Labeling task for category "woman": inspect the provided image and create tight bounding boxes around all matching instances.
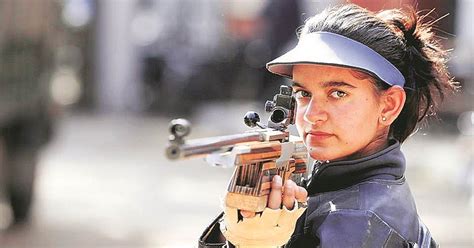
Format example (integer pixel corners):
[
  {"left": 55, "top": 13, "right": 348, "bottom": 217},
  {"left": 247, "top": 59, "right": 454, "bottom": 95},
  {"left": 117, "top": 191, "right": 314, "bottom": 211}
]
[{"left": 199, "top": 4, "right": 456, "bottom": 248}]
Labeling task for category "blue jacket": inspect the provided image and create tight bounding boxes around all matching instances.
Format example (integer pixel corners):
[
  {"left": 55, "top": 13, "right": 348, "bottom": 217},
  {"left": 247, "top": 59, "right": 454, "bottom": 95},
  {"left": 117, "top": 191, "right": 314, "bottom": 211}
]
[
  {"left": 199, "top": 140, "right": 437, "bottom": 248},
  {"left": 285, "top": 140, "right": 437, "bottom": 247}
]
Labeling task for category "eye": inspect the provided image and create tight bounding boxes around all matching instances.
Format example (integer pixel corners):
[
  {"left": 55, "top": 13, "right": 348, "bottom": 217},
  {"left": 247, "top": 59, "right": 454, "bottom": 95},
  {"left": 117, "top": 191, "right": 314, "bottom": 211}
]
[
  {"left": 330, "top": 90, "right": 347, "bottom": 99},
  {"left": 294, "top": 90, "right": 311, "bottom": 98}
]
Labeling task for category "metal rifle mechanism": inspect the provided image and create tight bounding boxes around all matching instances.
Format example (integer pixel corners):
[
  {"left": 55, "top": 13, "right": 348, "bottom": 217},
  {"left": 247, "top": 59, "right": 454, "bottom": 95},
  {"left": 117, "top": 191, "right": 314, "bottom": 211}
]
[{"left": 166, "top": 85, "right": 308, "bottom": 212}]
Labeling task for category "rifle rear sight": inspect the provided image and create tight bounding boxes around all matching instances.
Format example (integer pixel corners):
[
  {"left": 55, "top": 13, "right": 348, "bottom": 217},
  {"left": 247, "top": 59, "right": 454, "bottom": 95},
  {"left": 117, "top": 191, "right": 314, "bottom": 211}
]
[
  {"left": 265, "top": 85, "right": 296, "bottom": 130},
  {"left": 243, "top": 84, "right": 297, "bottom": 130}
]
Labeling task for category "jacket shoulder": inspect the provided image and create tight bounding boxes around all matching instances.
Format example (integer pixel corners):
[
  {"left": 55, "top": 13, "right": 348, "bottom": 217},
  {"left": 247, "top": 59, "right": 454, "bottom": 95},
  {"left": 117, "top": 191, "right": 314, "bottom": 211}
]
[
  {"left": 357, "top": 178, "right": 420, "bottom": 241},
  {"left": 292, "top": 179, "right": 437, "bottom": 247},
  {"left": 312, "top": 209, "right": 410, "bottom": 248}
]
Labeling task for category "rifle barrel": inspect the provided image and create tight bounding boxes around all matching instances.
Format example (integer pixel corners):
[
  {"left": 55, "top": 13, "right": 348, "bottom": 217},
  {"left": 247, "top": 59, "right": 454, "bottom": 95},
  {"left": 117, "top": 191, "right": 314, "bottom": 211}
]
[{"left": 166, "top": 132, "right": 264, "bottom": 160}]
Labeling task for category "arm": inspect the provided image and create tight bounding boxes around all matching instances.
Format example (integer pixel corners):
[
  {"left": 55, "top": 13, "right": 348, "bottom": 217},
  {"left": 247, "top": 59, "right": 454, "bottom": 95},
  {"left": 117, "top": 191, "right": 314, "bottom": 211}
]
[{"left": 199, "top": 212, "right": 227, "bottom": 248}]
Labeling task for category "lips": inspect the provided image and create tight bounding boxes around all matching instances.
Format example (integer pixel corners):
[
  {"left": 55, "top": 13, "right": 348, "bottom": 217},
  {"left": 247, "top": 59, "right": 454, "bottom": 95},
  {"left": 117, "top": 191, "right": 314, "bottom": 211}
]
[{"left": 305, "top": 131, "right": 334, "bottom": 144}]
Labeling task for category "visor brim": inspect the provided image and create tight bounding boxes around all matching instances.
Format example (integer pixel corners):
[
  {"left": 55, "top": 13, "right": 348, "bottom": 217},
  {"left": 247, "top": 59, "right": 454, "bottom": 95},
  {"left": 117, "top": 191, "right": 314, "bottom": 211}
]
[{"left": 266, "top": 32, "right": 405, "bottom": 87}]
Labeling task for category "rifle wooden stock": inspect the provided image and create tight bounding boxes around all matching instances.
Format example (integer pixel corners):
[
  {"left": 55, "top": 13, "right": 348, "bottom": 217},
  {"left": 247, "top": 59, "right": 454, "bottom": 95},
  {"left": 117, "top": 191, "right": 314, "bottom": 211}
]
[
  {"left": 166, "top": 128, "right": 308, "bottom": 212},
  {"left": 225, "top": 139, "right": 307, "bottom": 212}
]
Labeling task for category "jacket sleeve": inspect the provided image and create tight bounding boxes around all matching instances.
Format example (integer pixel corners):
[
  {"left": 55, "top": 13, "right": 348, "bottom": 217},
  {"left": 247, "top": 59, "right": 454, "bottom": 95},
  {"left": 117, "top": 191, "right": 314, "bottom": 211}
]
[
  {"left": 198, "top": 211, "right": 289, "bottom": 248},
  {"left": 313, "top": 209, "right": 410, "bottom": 248},
  {"left": 199, "top": 212, "right": 230, "bottom": 248}
]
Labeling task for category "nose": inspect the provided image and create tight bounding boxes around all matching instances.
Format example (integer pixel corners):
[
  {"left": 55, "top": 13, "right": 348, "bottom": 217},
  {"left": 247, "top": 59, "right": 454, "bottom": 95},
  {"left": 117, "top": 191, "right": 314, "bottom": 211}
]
[{"left": 303, "top": 97, "right": 328, "bottom": 124}]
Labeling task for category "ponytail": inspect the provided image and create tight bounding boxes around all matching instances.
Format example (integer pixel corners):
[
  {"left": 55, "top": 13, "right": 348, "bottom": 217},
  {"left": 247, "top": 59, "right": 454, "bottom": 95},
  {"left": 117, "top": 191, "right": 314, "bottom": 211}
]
[{"left": 377, "top": 8, "right": 458, "bottom": 141}]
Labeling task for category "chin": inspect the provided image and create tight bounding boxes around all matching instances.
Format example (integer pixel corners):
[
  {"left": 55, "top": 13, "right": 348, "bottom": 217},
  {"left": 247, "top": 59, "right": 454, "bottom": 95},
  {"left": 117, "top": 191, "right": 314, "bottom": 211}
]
[{"left": 308, "top": 149, "right": 338, "bottom": 162}]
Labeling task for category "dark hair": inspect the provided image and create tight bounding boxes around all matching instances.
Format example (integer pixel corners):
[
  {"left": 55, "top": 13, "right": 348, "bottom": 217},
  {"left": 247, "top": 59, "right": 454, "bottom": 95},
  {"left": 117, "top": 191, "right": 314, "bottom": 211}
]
[{"left": 300, "top": 4, "right": 458, "bottom": 142}]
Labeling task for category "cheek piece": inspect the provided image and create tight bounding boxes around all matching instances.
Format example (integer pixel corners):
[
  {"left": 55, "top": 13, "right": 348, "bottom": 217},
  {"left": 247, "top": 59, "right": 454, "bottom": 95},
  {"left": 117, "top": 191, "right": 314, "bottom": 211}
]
[{"left": 266, "top": 31, "right": 406, "bottom": 88}]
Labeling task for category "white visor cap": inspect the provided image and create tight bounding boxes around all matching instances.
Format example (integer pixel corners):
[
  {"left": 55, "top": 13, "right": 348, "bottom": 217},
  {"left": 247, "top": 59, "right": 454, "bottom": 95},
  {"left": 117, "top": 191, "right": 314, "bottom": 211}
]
[{"left": 266, "top": 32, "right": 405, "bottom": 87}]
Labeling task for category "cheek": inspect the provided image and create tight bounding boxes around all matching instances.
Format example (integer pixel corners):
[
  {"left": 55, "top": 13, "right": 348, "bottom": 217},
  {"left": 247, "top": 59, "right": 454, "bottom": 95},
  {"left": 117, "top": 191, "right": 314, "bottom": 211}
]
[
  {"left": 295, "top": 103, "right": 307, "bottom": 136},
  {"left": 334, "top": 100, "right": 379, "bottom": 138}
]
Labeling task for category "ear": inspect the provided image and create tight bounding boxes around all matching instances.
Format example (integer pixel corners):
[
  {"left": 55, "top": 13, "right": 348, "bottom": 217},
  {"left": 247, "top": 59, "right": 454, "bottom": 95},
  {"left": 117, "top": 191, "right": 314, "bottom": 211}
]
[{"left": 379, "top": 86, "right": 406, "bottom": 126}]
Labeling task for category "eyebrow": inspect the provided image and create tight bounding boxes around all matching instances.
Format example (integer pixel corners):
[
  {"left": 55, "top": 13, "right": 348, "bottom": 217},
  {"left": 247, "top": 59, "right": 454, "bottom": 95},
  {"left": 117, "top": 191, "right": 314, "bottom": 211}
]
[
  {"left": 322, "top": 81, "right": 356, "bottom": 88},
  {"left": 291, "top": 81, "right": 304, "bottom": 88},
  {"left": 292, "top": 81, "right": 356, "bottom": 89}
]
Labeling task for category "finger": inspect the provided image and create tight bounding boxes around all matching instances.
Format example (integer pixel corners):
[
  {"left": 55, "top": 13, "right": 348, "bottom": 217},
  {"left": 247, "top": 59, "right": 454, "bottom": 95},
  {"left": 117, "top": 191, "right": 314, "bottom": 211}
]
[
  {"left": 282, "top": 180, "right": 296, "bottom": 210},
  {"left": 267, "top": 175, "right": 282, "bottom": 209},
  {"left": 240, "top": 210, "right": 256, "bottom": 218},
  {"left": 260, "top": 189, "right": 270, "bottom": 195},
  {"left": 295, "top": 186, "right": 308, "bottom": 203}
]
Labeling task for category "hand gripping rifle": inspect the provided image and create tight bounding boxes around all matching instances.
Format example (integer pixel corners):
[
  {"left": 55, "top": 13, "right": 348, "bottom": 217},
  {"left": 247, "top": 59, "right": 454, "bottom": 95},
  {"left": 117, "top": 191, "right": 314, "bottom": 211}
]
[{"left": 165, "top": 85, "right": 308, "bottom": 212}]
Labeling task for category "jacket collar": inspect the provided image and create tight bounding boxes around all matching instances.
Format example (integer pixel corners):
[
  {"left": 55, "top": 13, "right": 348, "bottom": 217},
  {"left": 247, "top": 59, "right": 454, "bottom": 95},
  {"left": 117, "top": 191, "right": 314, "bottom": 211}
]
[{"left": 306, "top": 139, "right": 406, "bottom": 194}]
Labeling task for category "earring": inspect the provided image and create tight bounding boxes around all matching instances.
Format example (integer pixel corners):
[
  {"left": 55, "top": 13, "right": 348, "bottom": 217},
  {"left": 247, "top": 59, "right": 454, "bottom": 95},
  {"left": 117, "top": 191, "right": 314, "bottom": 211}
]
[{"left": 382, "top": 116, "right": 387, "bottom": 121}]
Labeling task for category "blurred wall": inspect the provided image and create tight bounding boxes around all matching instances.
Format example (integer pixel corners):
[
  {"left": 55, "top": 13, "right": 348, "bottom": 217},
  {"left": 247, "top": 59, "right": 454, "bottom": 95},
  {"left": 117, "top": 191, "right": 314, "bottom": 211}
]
[{"left": 95, "top": 0, "right": 143, "bottom": 113}]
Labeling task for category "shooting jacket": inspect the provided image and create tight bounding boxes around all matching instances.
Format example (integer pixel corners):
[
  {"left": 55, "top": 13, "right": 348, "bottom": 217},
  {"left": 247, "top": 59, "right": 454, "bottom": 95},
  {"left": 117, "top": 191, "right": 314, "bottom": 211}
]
[{"left": 199, "top": 140, "right": 438, "bottom": 248}]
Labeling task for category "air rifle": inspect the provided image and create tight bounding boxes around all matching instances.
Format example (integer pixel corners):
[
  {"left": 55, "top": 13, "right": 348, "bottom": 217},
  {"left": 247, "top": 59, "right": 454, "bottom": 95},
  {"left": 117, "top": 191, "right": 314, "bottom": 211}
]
[{"left": 165, "top": 85, "right": 308, "bottom": 212}]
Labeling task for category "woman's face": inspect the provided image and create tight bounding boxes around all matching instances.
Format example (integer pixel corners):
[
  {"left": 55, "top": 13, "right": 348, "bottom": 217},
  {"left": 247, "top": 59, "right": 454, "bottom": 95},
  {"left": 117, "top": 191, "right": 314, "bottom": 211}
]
[{"left": 292, "top": 64, "right": 387, "bottom": 161}]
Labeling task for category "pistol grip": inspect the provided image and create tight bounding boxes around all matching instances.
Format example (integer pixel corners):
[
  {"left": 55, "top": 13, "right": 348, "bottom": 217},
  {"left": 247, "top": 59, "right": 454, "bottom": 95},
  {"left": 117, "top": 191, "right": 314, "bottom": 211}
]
[{"left": 225, "top": 192, "right": 269, "bottom": 212}]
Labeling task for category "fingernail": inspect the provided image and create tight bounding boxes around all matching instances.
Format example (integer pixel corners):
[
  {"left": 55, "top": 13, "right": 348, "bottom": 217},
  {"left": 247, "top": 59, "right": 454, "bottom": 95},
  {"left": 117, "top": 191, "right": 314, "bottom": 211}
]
[{"left": 273, "top": 175, "right": 282, "bottom": 183}]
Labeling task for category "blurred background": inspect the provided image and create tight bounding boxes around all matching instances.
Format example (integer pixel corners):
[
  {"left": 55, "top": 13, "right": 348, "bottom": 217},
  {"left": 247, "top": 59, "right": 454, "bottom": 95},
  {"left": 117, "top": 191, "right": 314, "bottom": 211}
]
[{"left": 0, "top": 0, "right": 472, "bottom": 247}]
